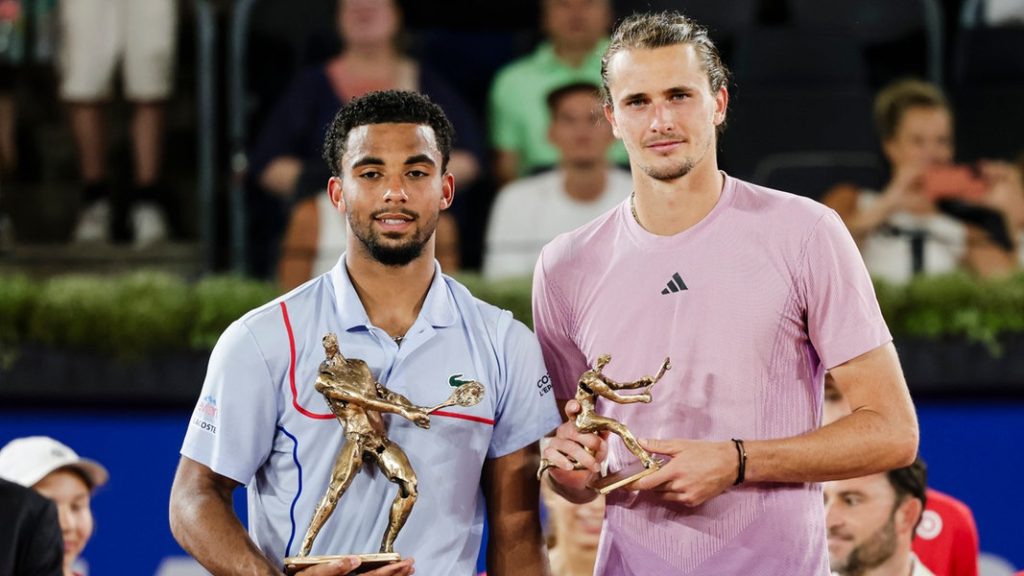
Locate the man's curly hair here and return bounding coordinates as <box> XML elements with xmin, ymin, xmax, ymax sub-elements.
<box><xmin>322</xmin><ymin>90</ymin><xmax>455</xmax><ymax>176</ymax></box>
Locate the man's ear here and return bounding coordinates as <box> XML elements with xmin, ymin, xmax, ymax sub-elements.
<box><xmin>604</xmin><ymin>104</ymin><xmax>621</xmax><ymax>139</ymax></box>
<box><xmin>713</xmin><ymin>86</ymin><xmax>729</xmax><ymax>127</ymax></box>
<box><xmin>328</xmin><ymin>176</ymin><xmax>345</xmax><ymax>212</ymax></box>
<box><xmin>440</xmin><ymin>172</ymin><xmax>455</xmax><ymax>210</ymax></box>
<box><xmin>895</xmin><ymin>496</ymin><xmax>924</xmax><ymax>538</ymax></box>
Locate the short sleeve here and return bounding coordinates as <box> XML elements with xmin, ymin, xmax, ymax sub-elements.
<box><xmin>801</xmin><ymin>210</ymin><xmax>893</xmax><ymax>369</ymax></box>
<box><xmin>532</xmin><ymin>248</ymin><xmax>590</xmax><ymax>403</ymax></box>
<box><xmin>487</xmin><ymin>315</ymin><xmax>561</xmax><ymax>458</ymax></box>
<box><xmin>181</xmin><ymin>321</ymin><xmax>279</xmax><ymax>485</ymax></box>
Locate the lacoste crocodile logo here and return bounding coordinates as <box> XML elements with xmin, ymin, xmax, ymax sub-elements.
<box><xmin>449</xmin><ymin>374</ymin><xmax>474</xmax><ymax>387</ymax></box>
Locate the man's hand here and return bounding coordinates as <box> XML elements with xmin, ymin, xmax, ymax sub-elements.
<box><xmin>298</xmin><ymin>557</ymin><xmax>415</xmax><ymax>575</ymax></box>
<box><xmin>625</xmin><ymin>439</ymin><xmax>737</xmax><ymax>507</ymax></box>
<box><xmin>403</xmin><ymin>407</ymin><xmax>430</xmax><ymax>429</ymax></box>
<box><xmin>540</xmin><ymin>400</ymin><xmax>607</xmax><ymax>500</ymax></box>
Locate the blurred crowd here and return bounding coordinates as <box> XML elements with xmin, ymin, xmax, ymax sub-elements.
<box><xmin>0</xmin><ymin>0</ymin><xmax>1022</xmax><ymax>287</ymax></box>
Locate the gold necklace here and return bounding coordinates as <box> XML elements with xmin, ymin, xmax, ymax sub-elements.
<box><xmin>630</xmin><ymin>191</ymin><xmax>641</xmax><ymax>224</ymax></box>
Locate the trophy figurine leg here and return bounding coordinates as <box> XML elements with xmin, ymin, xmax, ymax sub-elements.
<box><xmin>300</xmin><ymin>438</ymin><xmax>363</xmax><ymax>556</ymax></box>
<box><xmin>376</xmin><ymin>444</ymin><xmax>418</xmax><ymax>554</ymax></box>
<box><xmin>579</xmin><ymin>414</ymin><xmax>659</xmax><ymax>469</ymax></box>
<box><xmin>605</xmin><ymin>420</ymin><xmax>659</xmax><ymax>469</ymax></box>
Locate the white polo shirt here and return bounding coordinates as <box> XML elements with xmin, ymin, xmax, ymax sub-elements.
<box><xmin>181</xmin><ymin>258</ymin><xmax>560</xmax><ymax>573</ymax></box>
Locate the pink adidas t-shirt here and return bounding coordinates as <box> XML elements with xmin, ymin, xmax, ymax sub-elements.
<box><xmin>533</xmin><ymin>174</ymin><xmax>891</xmax><ymax>575</ymax></box>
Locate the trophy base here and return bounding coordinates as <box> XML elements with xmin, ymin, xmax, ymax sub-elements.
<box><xmin>283</xmin><ymin>553</ymin><xmax>402</xmax><ymax>575</ymax></box>
<box><xmin>589</xmin><ymin>457</ymin><xmax>665</xmax><ymax>494</ymax></box>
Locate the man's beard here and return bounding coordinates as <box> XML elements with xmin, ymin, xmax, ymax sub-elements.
<box><xmin>830</xmin><ymin>515</ymin><xmax>898</xmax><ymax>576</ymax></box>
<box><xmin>349</xmin><ymin>209</ymin><xmax>436</xmax><ymax>267</ymax></box>
<box><xmin>640</xmin><ymin>158</ymin><xmax>696</xmax><ymax>181</ymax></box>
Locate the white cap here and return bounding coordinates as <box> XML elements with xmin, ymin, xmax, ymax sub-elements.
<box><xmin>0</xmin><ymin>436</ymin><xmax>109</xmax><ymax>490</ymax></box>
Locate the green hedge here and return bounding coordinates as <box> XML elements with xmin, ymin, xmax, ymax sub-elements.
<box><xmin>1</xmin><ymin>271</ymin><xmax>1022</xmax><ymax>358</ymax></box>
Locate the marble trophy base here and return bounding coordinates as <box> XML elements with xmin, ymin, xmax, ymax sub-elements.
<box><xmin>283</xmin><ymin>553</ymin><xmax>401</xmax><ymax>575</ymax></box>
<box><xmin>589</xmin><ymin>457</ymin><xmax>666</xmax><ymax>494</ymax></box>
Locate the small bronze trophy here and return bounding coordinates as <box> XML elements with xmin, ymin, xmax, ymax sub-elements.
<box><xmin>539</xmin><ymin>354</ymin><xmax>671</xmax><ymax>494</ymax></box>
<box><xmin>283</xmin><ymin>333</ymin><xmax>485</xmax><ymax>575</ymax></box>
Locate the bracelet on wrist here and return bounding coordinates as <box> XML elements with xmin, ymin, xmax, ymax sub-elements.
<box><xmin>731</xmin><ymin>438</ymin><xmax>747</xmax><ymax>486</ymax></box>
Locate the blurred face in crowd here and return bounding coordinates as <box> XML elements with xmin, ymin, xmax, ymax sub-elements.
<box><xmin>34</xmin><ymin>469</ymin><xmax>95</xmax><ymax>574</ymax></box>
<box><xmin>338</xmin><ymin>0</ymin><xmax>400</xmax><ymax>47</ymax></box>
<box><xmin>549</xmin><ymin>89</ymin><xmax>615</xmax><ymax>168</ymax></box>
<box><xmin>883</xmin><ymin>105</ymin><xmax>954</xmax><ymax>172</ymax></box>
<box><xmin>824</xmin><ymin>473</ymin><xmax>921</xmax><ymax>576</ymax></box>
<box><xmin>542</xmin><ymin>482</ymin><xmax>605</xmax><ymax>571</ymax></box>
<box><xmin>330</xmin><ymin>123</ymin><xmax>453</xmax><ymax>267</ymax></box>
<box><xmin>604</xmin><ymin>43</ymin><xmax>727</xmax><ymax>182</ymax></box>
<box><xmin>543</xmin><ymin>0</ymin><xmax>612</xmax><ymax>53</ymax></box>
<box><xmin>823</xmin><ymin>373</ymin><xmax>851</xmax><ymax>426</ymax></box>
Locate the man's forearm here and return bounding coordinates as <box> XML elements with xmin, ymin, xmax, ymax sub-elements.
<box><xmin>745</xmin><ymin>407</ymin><xmax>918</xmax><ymax>484</ymax></box>
<box><xmin>487</xmin><ymin>509</ymin><xmax>550</xmax><ymax>576</ymax></box>
<box><xmin>170</xmin><ymin>463</ymin><xmax>280</xmax><ymax>575</ymax></box>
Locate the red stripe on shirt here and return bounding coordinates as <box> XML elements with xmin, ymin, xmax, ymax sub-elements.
<box><xmin>281</xmin><ymin>303</ymin><xmax>494</xmax><ymax>426</ymax></box>
<box><xmin>281</xmin><ymin>302</ymin><xmax>334</xmax><ymax>420</ymax></box>
<box><xmin>433</xmin><ymin>411</ymin><xmax>495</xmax><ymax>425</ymax></box>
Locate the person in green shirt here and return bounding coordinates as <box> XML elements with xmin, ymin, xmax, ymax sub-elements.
<box><xmin>488</xmin><ymin>0</ymin><xmax>627</xmax><ymax>184</ymax></box>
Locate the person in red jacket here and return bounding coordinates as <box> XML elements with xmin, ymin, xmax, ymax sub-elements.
<box><xmin>824</xmin><ymin>375</ymin><xmax>980</xmax><ymax>576</ymax></box>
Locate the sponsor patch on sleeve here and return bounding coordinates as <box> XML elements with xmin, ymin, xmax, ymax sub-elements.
<box><xmin>191</xmin><ymin>394</ymin><xmax>219</xmax><ymax>435</ymax></box>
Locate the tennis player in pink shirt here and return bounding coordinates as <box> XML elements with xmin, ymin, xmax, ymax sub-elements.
<box><xmin>534</xmin><ymin>11</ymin><xmax>919</xmax><ymax>575</ymax></box>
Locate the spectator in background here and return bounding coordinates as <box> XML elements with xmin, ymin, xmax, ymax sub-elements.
<box><xmin>253</xmin><ymin>0</ymin><xmax>483</xmax><ymax>280</ymax></box>
<box><xmin>488</xmin><ymin>0</ymin><xmax>626</xmax><ymax>185</ymax></box>
<box><xmin>825</xmin><ymin>457</ymin><xmax>934</xmax><ymax>576</ymax></box>
<box><xmin>822</xmin><ymin>79</ymin><xmax>1023</xmax><ymax>284</ymax></box>
<box><xmin>61</xmin><ymin>0</ymin><xmax>178</xmax><ymax>247</ymax></box>
<box><xmin>824</xmin><ymin>376</ymin><xmax>980</xmax><ymax>576</ymax></box>
<box><xmin>483</xmin><ymin>82</ymin><xmax>630</xmax><ymax>280</ymax></box>
<box><xmin>0</xmin><ymin>478</ymin><xmax>64</xmax><ymax>576</ymax></box>
<box><xmin>541</xmin><ymin>463</ymin><xmax>604</xmax><ymax>576</ymax></box>
<box><xmin>0</xmin><ymin>0</ymin><xmax>22</xmax><ymax>177</ymax></box>
<box><xmin>0</xmin><ymin>436</ymin><xmax>109</xmax><ymax>576</ymax></box>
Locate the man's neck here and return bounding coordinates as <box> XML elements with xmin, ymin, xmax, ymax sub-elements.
<box><xmin>552</xmin><ymin>41</ymin><xmax>596</xmax><ymax>68</ymax></box>
<box><xmin>562</xmin><ymin>161</ymin><xmax>608</xmax><ymax>202</ymax></box>
<box><xmin>344</xmin><ymin>245</ymin><xmax>435</xmax><ymax>339</ymax></box>
<box><xmin>630</xmin><ymin>158</ymin><xmax>724</xmax><ymax>236</ymax></box>
<box><xmin>342</xmin><ymin>45</ymin><xmax>403</xmax><ymax>71</ymax></box>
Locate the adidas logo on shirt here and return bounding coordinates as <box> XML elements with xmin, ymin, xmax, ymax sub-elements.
<box><xmin>661</xmin><ymin>272</ymin><xmax>688</xmax><ymax>295</ymax></box>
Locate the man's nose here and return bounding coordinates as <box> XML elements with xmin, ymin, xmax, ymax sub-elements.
<box><xmin>650</xmin><ymin>102</ymin><xmax>675</xmax><ymax>132</ymax></box>
<box><xmin>383</xmin><ymin>176</ymin><xmax>409</xmax><ymax>202</ymax></box>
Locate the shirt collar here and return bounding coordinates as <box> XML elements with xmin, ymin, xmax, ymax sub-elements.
<box><xmin>330</xmin><ymin>254</ymin><xmax>459</xmax><ymax>334</ymax></box>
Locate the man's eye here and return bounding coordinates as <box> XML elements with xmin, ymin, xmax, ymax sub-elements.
<box><xmin>407</xmin><ymin>170</ymin><xmax>428</xmax><ymax>178</ymax></box>
<box><xmin>670</xmin><ymin>93</ymin><xmax>688</xmax><ymax>101</ymax></box>
<box><xmin>360</xmin><ymin>171</ymin><xmax>382</xmax><ymax>179</ymax></box>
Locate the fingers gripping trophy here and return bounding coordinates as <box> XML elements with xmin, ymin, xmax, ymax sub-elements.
<box><xmin>539</xmin><ymin>354</ymin><xmax>672</xmax><ymax>493</ymax></box>
<box><xmin>283</xmin><ymin>333</ymin><xmax>485</xmax><ymax>574</ymax></box>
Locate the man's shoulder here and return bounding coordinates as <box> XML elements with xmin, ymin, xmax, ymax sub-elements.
<box><xmin>490</xmin><ymin>45</ymin><xmax>550</xmax><ymax>93</ymax></box>
<box><xmin>727</xmin><ymin>175</ymin><xmax>836</xmax><ymax>232</ymax></box>
<box><xmin>537</xmin><ymin>205</ymin><xmax>621</xmax><ymax>276</ymax></box>
<box><xmin>495</xmin><ymin>170</ymin><xmax>561</xmax><ymax>202</ymax></box>
<box><xmin>235</xmin><ymin>274</ymin><xmax>332</xmax><ymax>337</ymax></box>
<box><xmin>925</xmin><ymin>488</ymin><xmax>977</xmax><ymax>526</ymax></box>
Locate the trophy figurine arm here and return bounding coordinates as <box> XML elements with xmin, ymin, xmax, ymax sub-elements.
<box><xmin>599</xmin><ymin>388</ymin><xmax>652</xmax><ymax>405</ymax></box>
<box><xmin>317</xmin><ymin>377</ymin><xmax>424</xmax><ymax>422</ymax></box>
<box><xmin>601</xmin><ymin>357</ymin><xmax>672</xmax><ymax>391</ymax></box>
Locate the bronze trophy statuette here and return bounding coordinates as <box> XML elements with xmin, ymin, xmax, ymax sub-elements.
<box><xmin>283</xmin><ymin>333</ymin><xmax>485</xmax><ymax>575</ymax></box>
<box><xmin>539</xmin><ymin>354</ymin><xmax>671</xmax><ymax>494</ymax></box>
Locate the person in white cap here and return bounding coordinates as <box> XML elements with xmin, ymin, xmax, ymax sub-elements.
<box><xmin>0</xmin><ymin>436</ymin><xmax>109</xmax><ymax>576</ymax></box>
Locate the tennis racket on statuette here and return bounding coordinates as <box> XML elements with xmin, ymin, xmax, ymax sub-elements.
<box><xmin>427</xmin><ymin>380</ymin><xmax>485</xmax><ymax>414</ymax></box>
